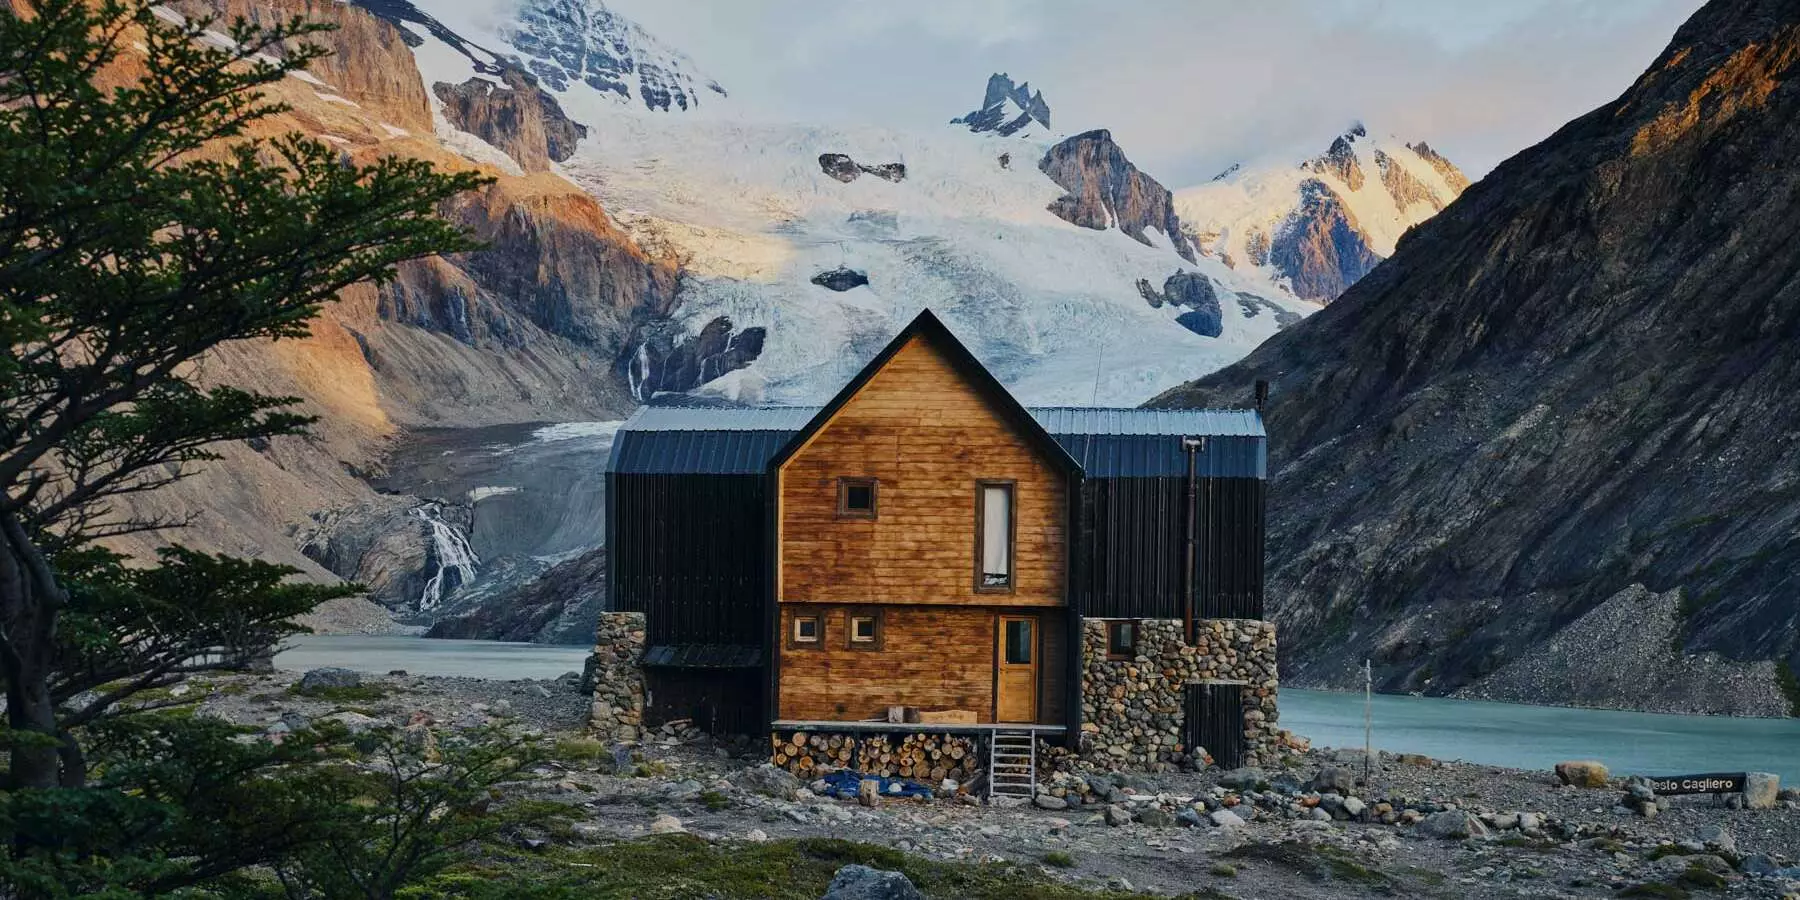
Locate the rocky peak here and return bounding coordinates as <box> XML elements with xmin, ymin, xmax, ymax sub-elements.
<box><xmin>1406</xmin><ymin>141</ymin><xmax>1472</xmax><ymax>192</ymax></box>
<box><xmin>952</xmin><ymin>72</ymin><xmax>1051</xmax><ymax>137</ymax></box>
<box><xmin>1039</xmin><ymin>130</ymin><xmax>1197</xmax><ymax>262</ymax></box>
<box><xmin>509</xmin><ymin>0</ymin><xmax>725</xmax><ymax>112</ymax></box>
<box><xmin>1301</xmin><ymin>127</ymin><xmax>1367</xmax><ymax>191</ymax></box>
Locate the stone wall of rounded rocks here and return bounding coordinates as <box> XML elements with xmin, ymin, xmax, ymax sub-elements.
<box><xmin>1079</xmin><ymin>618</ymin><xmax>1280</xmax><ymax>771</ymax></box>
<box><xmin>586</xmin><ymin>611</ymin><xmax>646</xmax><ymax>741</ymax></box>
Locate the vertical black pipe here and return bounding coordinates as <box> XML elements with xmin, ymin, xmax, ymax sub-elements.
<box><xmin>1182</xmin><ymin>436</ymin><xmax>1203</xmax><ymax>643</ymax></box>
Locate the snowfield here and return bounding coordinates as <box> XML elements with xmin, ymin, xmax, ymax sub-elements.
<box><xmin>401</xmin><ymin>0</ymin><xmax>1317</xmax><ymax>406</ymax></box>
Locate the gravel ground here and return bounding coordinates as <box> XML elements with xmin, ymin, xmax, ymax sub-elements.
<box><xmin>186</xmin><ymin>670</ymin><xmax>1800</xmax><ymax>900</ymax></box>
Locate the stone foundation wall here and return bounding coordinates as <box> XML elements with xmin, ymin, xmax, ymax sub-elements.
<box><xmin>586</xmin><ymin>611</ymin><xmax>646</xmax><ymax>741</ymax></box>
<box><xmin>1079</xmin><ymin>618</ymin><xmax>1279</xmax><ymax>770</ymax></box>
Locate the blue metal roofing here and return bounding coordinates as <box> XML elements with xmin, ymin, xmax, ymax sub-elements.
<box><xmin>608</xmin><ymin>406</ymin><xmax>1266</xmax><ymax>478</ymax></box>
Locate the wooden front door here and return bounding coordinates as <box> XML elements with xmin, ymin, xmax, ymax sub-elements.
<box><xmin>995</xmin><ymin>615</ymin><xmax>1038</xmax><ymax>722</ymax></box>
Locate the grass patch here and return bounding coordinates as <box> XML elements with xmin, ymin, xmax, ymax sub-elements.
<box><xmin>1618</xmin><ymin>883</ymin><xmax>1689</xmax><ymax>899</ymax></box>
<box><xmin>1208</xmin><ymin>862</ymin><xmax>1237</xmax><ymax>878</ymax></box>
<box><xmin>407</xmin><ymin>834</ymin><xmax>1148</xmax><ymax>899</ymax></box>
<box><xmin>550</xmin><ymin>738</ymin><xmax>612</xmax><ymax>764</ymax></box>
<box><xmin>1042</xmin><ymin>851</ymin><xmax>1075</xmax><ymax>868</ymax></box>
<box><xmin>288</xmin><ymin>683</ymin><xmax>389</xmax><ymax>703</ymax></box>
<box><xmin>1674</xmin><ymin>865</ymin><xmax>1728</xmax><ymax>892</ymax></box>
<box><xmin>699</xmin><ymin>790</ymin><xmax>731</xmax><ymax>812</ymax></box>
<box><xmin>1222</xmin><ymin>841</ymin><xmax>1392</xmax><ymax>887</ymax></box>
<box><xmin>1777</xmin><ymin>660</ymin><xmax>1800</xmax><ymax>718</ymax></box>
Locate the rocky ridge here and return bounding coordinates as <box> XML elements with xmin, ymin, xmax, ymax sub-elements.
<box><xmin>1040</xmin><ymin>130</ymin><xmax>1199</xmax><ymax>263</ymax></box>
<box><xmin>1175</xmin><ymin>124</ymin><xmax>1468</xmax><ymax>303</ymax></box>
<box><xmin>1153</xmin><ymin>0</ymin><xmax>1800</xmax><ymax>713</ymax></box>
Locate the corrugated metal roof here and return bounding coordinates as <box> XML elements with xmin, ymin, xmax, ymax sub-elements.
<box><xmin>641</xmin><ymin>644</ymin><xmax>764</xmax><ymax>669</ymax></box>
<box><xmin>1029</xmin><ymin>407</ymin><xmax>1264</xmax><ymax>438</ymax></box>
<box><xmin>609</xmin><ymin>406</ymin><xmax>1266</xmax><ymax>477</ymax></box>
<box><xmin>620</xmin><ymin>405</ymin><xmax>822</xmax><ymax>432</ymax></box>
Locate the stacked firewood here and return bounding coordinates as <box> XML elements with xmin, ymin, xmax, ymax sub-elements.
<box><xmin>769</xmin><ymin>731</ymin><xmax>980</xmax><ymax>783</ymax></box>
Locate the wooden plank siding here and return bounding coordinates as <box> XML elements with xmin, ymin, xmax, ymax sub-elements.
<box><xmin>777</xmin><ymin>604</ymin><xmax>1066</xmax><ymax>724</ymax></box>
<box><xmin>773</xmin><ymin>333</ymin><xmax>1070</xmax><ymax>726</ymax></box>
<box><xmin>777</xmin><ymin>337</ymin><xmax>1067</xmax><ymax>607</ymax></box>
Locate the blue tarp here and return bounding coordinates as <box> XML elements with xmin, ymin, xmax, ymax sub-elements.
<box><xmin>820</xmin><ymin>769</ymin><xmax>936</xmax><ymax>801</ymax></box>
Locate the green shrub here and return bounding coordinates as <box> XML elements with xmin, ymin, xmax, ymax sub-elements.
<box><xmin>1041</xmin><ymin>850</ymin><xmax>1075</xmax><ymax>868</ymax></box>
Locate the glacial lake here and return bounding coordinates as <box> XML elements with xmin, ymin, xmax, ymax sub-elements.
<box><xmin>279</xmin><ymin>635</ymin><xmax>1800</xmax><ymax>782</ymax></box>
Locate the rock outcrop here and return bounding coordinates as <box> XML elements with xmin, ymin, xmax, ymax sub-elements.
<box><xmin>425</xmin><ymin>547</ymin><xmax>607</xmax><ymax>644</ymax></box>
<box><xmin>1039</xmin><ymin>130</ymin><xmax>1197</xmax><ymax>262</ymax></box>
<box><xmin>1266</xmin><ymin>180</ymin><xmax>1383</xmax><ymax>302</ymax></box>
<box><xmin>818</xmin><ymin>154</ymin><xmax>906</xmax><ymax>184</ymax></box>
<box><xmin>812</xmin><ymin>266</ymin><xmax>871</xmax><ymax>292</ymax></box>
<box><xmin>1137</xmin><ymin>271</ymin><xmax>1224</xmax><ymax>337</ymax></box>
<box><xmin>624</xmin><ymin>316</ymin><xmax>766</xmax><ymax>402</ymax></box>
<box><xmin>1151</xmin><ymin>0</ymin><xmax>1800</xmax><ymax>713</ymax></box>
<box><xmin>951</xmin><ymin>72</ymin><xmax>1050</xmax><ymax>137</ymax></box>
<box><xmin>433</xmin><ymin>65</ymin><xmax>587</xmax><ymax>172</ymax></box>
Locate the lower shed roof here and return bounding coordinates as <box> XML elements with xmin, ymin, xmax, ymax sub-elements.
<box><xmin>608</xmin><ymin>405</ymin><xmax>1265</xmax><ymax>478</ymax></box>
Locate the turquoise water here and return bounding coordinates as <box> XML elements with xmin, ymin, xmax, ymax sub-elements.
<box><xmin>277</xmin><ymin>636</ymin><xmax>1800</xmax><ymax>781</ymax></box>
<box><xmin>1282</xmin><ymin>688</ymin><xmax>1800</xmax><ymax>783</ymax></box>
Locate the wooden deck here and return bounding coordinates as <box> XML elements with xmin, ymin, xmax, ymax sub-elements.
<box><xmin>771</xmin><ymin>719</ymin><xmax>1066</xmax><ymax>735</ymax></box>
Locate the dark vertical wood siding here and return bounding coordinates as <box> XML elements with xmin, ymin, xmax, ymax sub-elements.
<box><xmin>1184</xmin><ymin>682</ymin><xmax>1245</xmax><ymax>769</ymax></box>
<box><xmin>610</xmin><ymin>473</ymin><xmax>767</xmax><ymax>646</ymax></box>
<box><xmin>1073</xmin><ymin>477</ymin><xmax>1263</xmax><ymax>620</ymax></box>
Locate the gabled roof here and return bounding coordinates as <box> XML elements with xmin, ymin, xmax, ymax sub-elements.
<box><xmin>765</xmin><ymin>309</ymin><xmax>1082</xmax><ymax>476</ymax></box>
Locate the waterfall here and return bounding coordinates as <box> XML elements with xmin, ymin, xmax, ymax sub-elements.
<box><xmin>412</xmin><ymin>502</ymin><xmax>479</xmax><ymax>611</ymax></box>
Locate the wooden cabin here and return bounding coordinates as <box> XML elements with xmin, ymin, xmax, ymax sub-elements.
<box><xmin>606</xmin><ymin>310</ymin><xmax>1271</xmax><ymax>770</ymax></box>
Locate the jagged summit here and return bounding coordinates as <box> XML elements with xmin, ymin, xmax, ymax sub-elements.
<box><xmin>358</xmin><ymin>0</ymin><xmax>726</xmax><ymax>120</ymax></box>
<box><xmin>951</xmin><ymin>73</ymin><xmax>1051</xmax><ymax>137</ymax></box>
<box><xmin>1174</xmin><ymin>123</ymin><xmax>1469</xmax><ymax>303</ymax></box>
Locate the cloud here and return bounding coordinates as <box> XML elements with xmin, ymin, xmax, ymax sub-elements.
<box><xmin>605</xmin><ymin>0</ymin><xmax>1703</xmax><ymax>185</ymax></box>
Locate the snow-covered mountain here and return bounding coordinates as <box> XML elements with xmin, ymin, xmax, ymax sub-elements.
<box><xmin>357</xmin><ymin>0</ymin><xmax>725</xmax><ymax>122</ymax></box>
<box><xmin>951</xmin><ymin>73</ymin><xmax>1051</xmax><ymax>138</ymax></box>
<box><xmin>1174</xmin><ymin>124</ymin><xmax>1470</xmax><ymax>303</ymax></box>
<box><xmin>379</xmin><ymin>4</ymin><xmax>1316</xmax><ymax>406</ymax></box>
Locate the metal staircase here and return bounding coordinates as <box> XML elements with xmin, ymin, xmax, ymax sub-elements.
<box><xmin>986</xmin><ymin>731</ymin><xmax>1037</xmax><ymax>800</ymax></box>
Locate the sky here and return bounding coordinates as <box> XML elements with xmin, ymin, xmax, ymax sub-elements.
<box><xmin>605</xmin><ymin>0</ymin><xmax>1704</xmax><ymax>186</ymax></box>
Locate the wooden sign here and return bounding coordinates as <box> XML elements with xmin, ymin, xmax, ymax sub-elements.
<box><xmin>1646</xmin><ymin>773</ymin><xmax>1746</xmax><ymax>795</ymax></box>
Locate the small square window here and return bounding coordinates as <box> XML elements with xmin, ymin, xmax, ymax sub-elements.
<box><xmin>1106</xmin><ymin>621</ymin><xmax>1137</xmax><ymax>659</ymax></box>
<box><xmin>847</xmin><ymin>613</ymin><xmax>881</xmax><ymax>649</ymax></box>
<box><xmin>837</xmin><ymin>477</ymin><xmax>877</xmax><ymax>519</ymax></box>
<box><xmin>792</xmin><ymin>616</ymin><xmax>820</xmax><ymax>645</ymax></box>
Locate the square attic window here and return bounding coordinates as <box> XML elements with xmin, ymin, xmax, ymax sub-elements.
<box><xmin>837</xmin><ymin>477</ymin><xmax>877</xmax><ymax>519</ymax></box>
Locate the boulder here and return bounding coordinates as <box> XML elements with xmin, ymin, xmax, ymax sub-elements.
<box><xmin>819</xmin><ymin>154</ymin><xmax>861</xmax><ymax>183</ymax></box>
<box><xmin>1135</xmin><ymin>808</ymin><xmax>1175</xmax><ymax>827</ymax></box>
<box><xmin>1554</xmin><ymin>760</ymin><xmax>1609</xmax><ymax>788</ymax></box>
<box><xmin>298</xmin><ymin>667</ymin><xmax>362</xmax><ymax>691</ymax></box>
<box><xmin>1104</xmin><ymin>805</ymin><xmax>1132</xmax><ymax>827</ymax></box>
<box><xmin>1341</xmin><ymin>797</ymin><xmax>1367</xmax><ymax>818</ymax></box>
<box><xmin>1208</xmin><ymin>809</ymin><xmax>1246</xmax><ymax>828</ymax></box>
<box><xmin>1743</xmin><ymin>772</ymin><xmax>1780</xmax><ymax>810</ymax></box>
<box><xmin>1033</xmin><ymin>794</ymin><xmax>1068</xmax><ymax>811</ymax></box>
<box><xmin>648</xmin><ymin>814</ymin><xmax>684</xmax><ymax>835</ymax></box>
<box><xmin>736</xmin><ymin>764</ymin><xmax>803</xmax><ymax>799</ymax></box>
<box><xmin>1416</xmin><ymin>809</ymin><xmax>1487</xmax><ymax>840</ymax></box>
<box><xmin>1695</xmin><ymin>825</ymin><xmax>1736</xmax><ymax>854</ymax></box>
<box><xmin>1217</xmin><ymin>768</ymin><xmax>1263</xmax><ymax>791</ymax></box>
<box><xmin>822</xmin><ymin>865</ymin><xmax>924</xmax><ymax>900</ymax></box>
<box><xmin>1308</xmin><ymin>766</ymin><xmax>1355</xmax><ymax>795</ymax></box>
<box><xmin>1176</xmin><ymin>807</ymin><xmax>1206</xmax><ymax>828</ymax></box>
<box><xmin>811</xmin><ymin>266</ymin><xmax>870</xmax><ymax>292</ymax></box>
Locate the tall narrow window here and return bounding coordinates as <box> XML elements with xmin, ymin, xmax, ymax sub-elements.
<box><xmin>976</xmin><ymin>480</ymin><xmax>1014</xmax><ymax>591</ymax></box>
